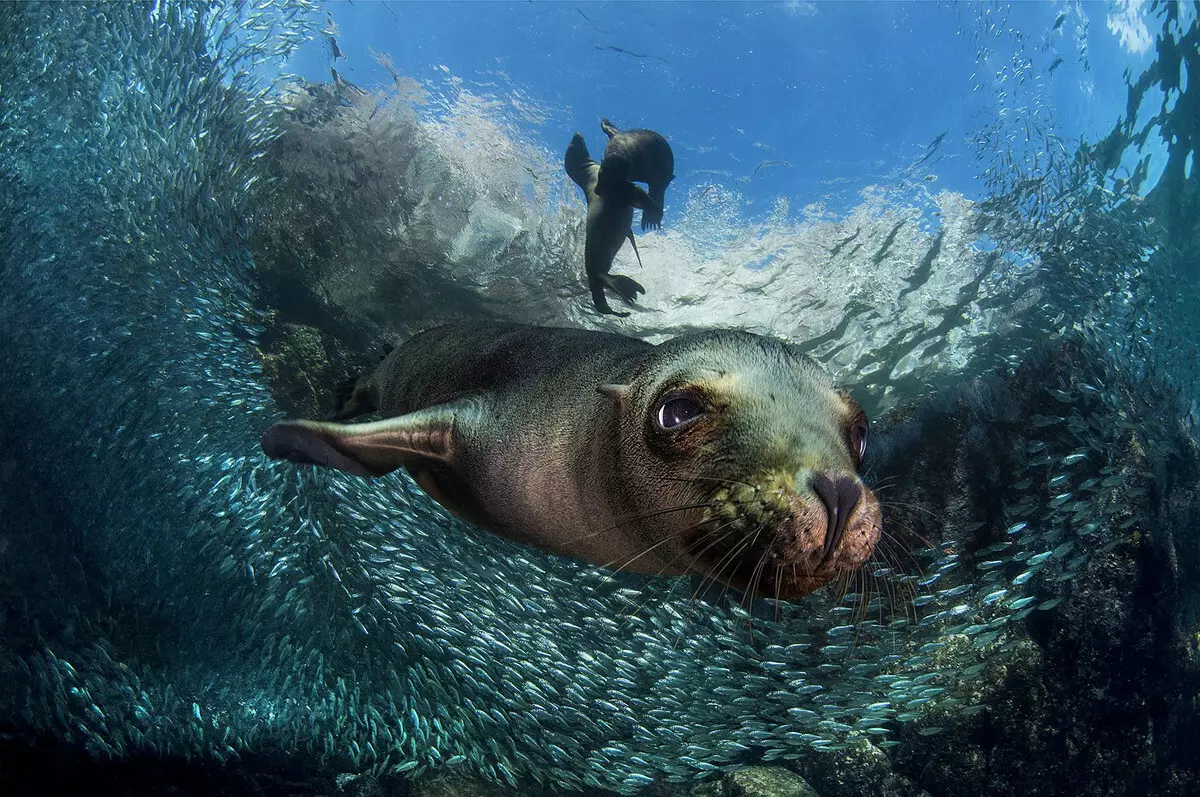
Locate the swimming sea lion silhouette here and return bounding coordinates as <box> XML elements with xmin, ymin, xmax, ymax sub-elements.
<box><xmin>565</xmin><ymin>132</ymin><xmax>658</xmax><ymax>317</ymax></box>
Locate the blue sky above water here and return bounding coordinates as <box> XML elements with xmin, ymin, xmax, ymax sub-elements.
<box><xmin>285</xmin><ymin>1</ymin><xmax>1162</xmax><ymax>217</ymax></box>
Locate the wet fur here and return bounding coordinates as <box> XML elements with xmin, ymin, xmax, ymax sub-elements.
<box><xmin>269</xmin><ymin>322</ymin><xmax>881</xmax><ymax>600</ymax></box>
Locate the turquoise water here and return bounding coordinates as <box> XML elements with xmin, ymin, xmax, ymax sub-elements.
<box><xmin>0</xmin><ymin>2</ymin><xmax>1196</xmax><ymax>795</ymax></box>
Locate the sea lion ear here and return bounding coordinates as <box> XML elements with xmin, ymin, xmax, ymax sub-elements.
<box><xmin>597</xmin><ymin>384</ymin><xmax>630</xmax><ymax>402</ymax></box>
<box><xmin>261</xmin><ymin>401</ymin><xmax>468</xmax><ymax>477</ymax></box>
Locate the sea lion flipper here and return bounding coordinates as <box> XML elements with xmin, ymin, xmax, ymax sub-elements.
<box><xmin>598</xmin><ymin>179</ymin><xmax>657</xmax><ymax>213</ymax></box>
<box><xmin>588</xmin><ymin>275</ymin><xmax>630</xmax><ymax>317</ymax></box>
<box><xmin>565</xmin><ymin>133</ymin><xmax>598</xmax><ymax>191</ymax></box>
<box><xmin>604</xmin><ymin>274</ymin><xmax>645</xmax><ymax>305</ymax></box>
<box><xmin>600</xmin><ymin>117</ymin><xmax>621</xmax><ymax>139</ymax></box>
<box><xmin>262</xmin><ymin>401</ymin><xmax>472</xmax><ymax>477</ymax></box>
<box><xmin>640</xmin><ymin>206</ymin><xmax>663</xmax><ymax>232</ymax></box>
<box><xmin>626</xmin><ymin>183</ymin><xmax>658</xmax><ymax>212</ymax></box>
<box><xmin>626</xmin><ymin>230</ymin><xmax>643</xmax><ymax>268</ymax></box>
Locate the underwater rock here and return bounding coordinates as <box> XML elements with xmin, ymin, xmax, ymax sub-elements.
<box><xmin>864</xmin><ymin>341</ymin><xmax>1200</xmax><ymax>796</ymax></box>
<box><xmin>411</xmin><ymin>774</ymin><xmax>507</xmax><ymax>797</ymax></box>
<box><xmin>258</xmin><ymin>319</ymin><xmax>361</xmax><ymax>419</ymax></box>
<box><xmin>722</xmin><ymin>767</ymin><xmax>821</xmax><ymax>797</ymax></box>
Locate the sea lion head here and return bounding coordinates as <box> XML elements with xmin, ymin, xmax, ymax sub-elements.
<box><xmin>604</xmin><ymin>330</ymin><xmax>881</xmax><ymax>601</ymax></box>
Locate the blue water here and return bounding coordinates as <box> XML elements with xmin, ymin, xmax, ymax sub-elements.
<box><xmin>1</xmin><ymin>1</ymin><xmax>1197</xmax><ymax>795</ymax></box>
<box><xmin>288</xmin><ymin>1</ymin><xmax>1159</xmax><ymax>214</ymax></box>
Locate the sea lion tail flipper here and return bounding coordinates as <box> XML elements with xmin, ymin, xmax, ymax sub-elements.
<box><xmin>604</xmin><ymin>274</ymin><xmax>645</xmax><ymax>306</ymax></box>
<box><xmin>262</xmin><ymin>401</ymin><xmax>473</xmax><ymax>477</ymax></box>
<box><xmin>589</xmin><ymin>275</ymin><xmax>629</xmax><ymax>317</ymax></box>
<box><xmin>326</xmin><ymin>374</ymin><xmax>377</xmax><ymax>422</ymax></box>
<box><xmin>600</xmin><ymin>117</ymin><xmax>621</xmax><ymax>139</ymax></box>
<box><xmin>565</xmin><ymin>133</ymin><xmax>598</xmax><ymax>191</ymax></box>
<box><xmin>626</xmin><ymin>230</ymin><xmax>643</xmax><ymax>268</ymax></box>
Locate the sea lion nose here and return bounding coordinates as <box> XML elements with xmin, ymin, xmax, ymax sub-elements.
<box><xmin>811</xmin><ymin>474</ymin><xmax>863</xmax><ymax>564</ymax></box>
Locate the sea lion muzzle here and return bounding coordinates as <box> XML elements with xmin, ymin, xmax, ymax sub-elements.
<box><xmin>811</xmin><ymin>473</ymin><xmax>863</xmax><ymax>566</ymax></box>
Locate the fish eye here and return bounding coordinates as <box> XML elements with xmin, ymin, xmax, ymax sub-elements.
<box><xmin>655</xmin><ymin>391</ymin><xmax>706</xmax><ymax>430</ymax></box>
<box><xmin>850</xmin><ymin>418</ymin><xmax>869</xmax><ymax>467</ymax></box>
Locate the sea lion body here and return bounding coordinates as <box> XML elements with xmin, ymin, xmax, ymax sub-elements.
<box><xmin>334</xmin><ymin>324</ymin><xmax>654</xmax><ymax>562</ymax></box>
<box><xmin>598</xmin><ymin>118</ymin><xmax>675</xmax><ymax>231</ymax></box>
<box><xmin>263</xmin><ymin>322</ymin><xmax>881</xmax><ymax>600</ymax></box>
<box><xmin>565</xmin><ymin>132</ymin><xmax>655</xmax><ymax>317</ymax></box>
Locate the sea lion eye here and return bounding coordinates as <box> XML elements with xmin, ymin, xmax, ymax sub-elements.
<box><xmin>850</xmin><ymin>418</ymin><xmax>869</xmax><ymax>466</ymax></box>
<box><xmin>656</xmin><ymin>393</ymin><xmax>705</xmax><ymax>430</ymax></box>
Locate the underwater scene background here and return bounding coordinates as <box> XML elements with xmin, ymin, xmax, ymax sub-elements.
<box><xmin>1</xmin><ymin>1</ymin><xmax>1198</xmax><ymax>795</ymax></box>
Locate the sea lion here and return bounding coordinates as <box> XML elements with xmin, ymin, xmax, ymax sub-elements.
<box><xmin>262</xmin><ymin>322</ymin><xmax>881</xmax><ymax>601</ymax></box>
<box><xmin>597</xmin><ymin>118</ymin><xmax>675</xmax><ymax>231</ymax></box>
<box><xmin>565</xmin><ymin>132</ymin><xmax>658</xmax><ymax>317</ymax></box>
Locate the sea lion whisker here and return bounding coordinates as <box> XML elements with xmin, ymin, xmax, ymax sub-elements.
<box><xmin>740</xmin><ymin>547</ymin><xmax>774</xmax><ymax>639</ymax></box>
<box><xmin>864</xmin><ymin>551</ymin><xmax>897</xmax><ymax>623</ymax></box>
<box><xmin>878</xmin><ymin>525</ymin><xmax>935</xmax><ymax>577</ymax></box>
<box><xmin>845</xmin><ymin>566</ymin><xmax>864</xmax><ymax>626</ymax></box>
<box><xmin>877</xmin><ymin>499</ymin><xmax>938</xmax><ymax>521</ymax></box>
<box><xmin>867</xmin><ymin>566</ymin><xmax>890</xmax><ymax>630</ymax></box>
<box><xmin>705</xmin><ymin>525</ymin><xmax>765</xmax><ymax>609</ymax></box>
<box><xmin>662</xmin><ymin>550</ymin><xmax>735</xmax><ymax>651</ymax></box>
<box><xmin>742</xmin><ymin>551</ymin><xmax>767</xmax><ymax>613</ymax></box>
<box><xmin>749</xmin><ymin>546</ymin><xmax>774</xmax><ymax>611</ymax></box>
<box><xmin>620</xmin><ymin>528</ymin><xmax>732</xmax><ymax>647</ymax></box>
<box><xmin>868</xmin><ymin>547</ymin><xmax>919</xmax><ymax>624</ymax></box>
<box><xmin>861</xmin><ymin>464</ymin><xmax>898</xmax><ymax>490</ymax></box>
<box><xmin>680</xmin><ymin>521</ymin><xmax>744</xmax><ymax>572</ymax></box>
<box><xmin>870</xmin><ymin>564</ymin><xmax>906</xmax><ymax>650</ymax></box>
<box><xmin>864</xmin><ymin>473</ymin><xmax>901</xmax><ymax>492</ymax></box>
<box><xmin>885</xmin><ymin>514</ymin><xmax>934</xmax><ymax>553</ymax></box>
<box><xmin>655</xmin><ymin>473</ymin><xmax>756</xmax><ymax>490</ymax></box>
<box><xmin>838</xmin><ymin>568</ymin><xmax>867</xmax><ymax>649</ymax></box>
<box><xmin>610</xmin><ymin>512</ymin><xmax>736</xmax><ymax>587</ymax></box>
<box><xmin>697</xmin><ymin>536</ymin><xmax>753</xmax><ymax>609</ymax></box>
<box><xmin>707</xmin><ymin>543</ymin><xmax>755</xmax><ymax>621</ymax></box>
<box><xmin>855</xmin><ymin>567</ymin><xmax>876</xmax><ymax>638</ymax></box>
<box><xmin>658</xmin><ymin>520</ymin><xmax>746</xmax><ymax>618</ymax></box>
<box><xmin>599</xmin><ymin>533</ymin><xmax>684</xmax><ymax>580</ymax></box>
<box><xmin>569</xmin><ymin>502</ymin><xmax>720</xmax><ymax>544</ymax></box>
<box><xmin>735</xmin><ymin>518</ymin><xmax>771</xmax><ymax>610</ymax></box>
<box><xmin>615</xmin><ymin>519</ymin><xmax>741</xmax><ymax>628</ymax></box>
<box><xmin>870</xmin><ymin>515</ymin><xmax>930</xmax><ymax>567</ymax></box>
<box><xmin>675</xmin><ymin>533</ymin><xmax>748</xmax><ymax>615</ymax></box>
<box><xmin>773</xmin><ymin>564</ymin><xmax>784</xmax><ymax>622</ymax></box>
<box><xmin>874</xmin><ymin>534</ymin><xmax>926</xmax><ymax>591</ymax></box>
<box><xmin>833</xmin><ymin>568</ymin><xmax>851</xmax><ymax>614</ymax></box>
